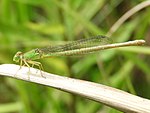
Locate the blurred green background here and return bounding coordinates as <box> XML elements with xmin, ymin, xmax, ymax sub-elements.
<box><xmin>0</xmin><ymin>0</ymin><xmax>150</xmax><ymax>113</ymax></box>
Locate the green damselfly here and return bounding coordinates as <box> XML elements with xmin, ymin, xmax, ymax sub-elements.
<box><xmin>13</xmin><ymin>35</ymin><xmax>145</xmax><ymax>79</ymax></box>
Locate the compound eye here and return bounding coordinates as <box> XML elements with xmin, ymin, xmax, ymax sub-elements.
<box><xmin>16</xmin><ymin>51</ymin><xmax>23</xmax><ymax>55</ymax></box>
<box><xmin>13</xmin><ymin>51</ymin><xmax>23</xmax><ymax>62</ymax></box>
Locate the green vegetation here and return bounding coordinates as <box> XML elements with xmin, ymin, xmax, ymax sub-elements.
<box><xmin>0</xmin><ymin>0</ymin><xmax>150</xmax><ymax>113</ymax></box>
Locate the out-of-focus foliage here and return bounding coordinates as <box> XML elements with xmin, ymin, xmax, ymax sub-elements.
<box><xmin>0</xmin><ymin>0</ymin><xmax>150</xmax><ymax>113</ymax></box>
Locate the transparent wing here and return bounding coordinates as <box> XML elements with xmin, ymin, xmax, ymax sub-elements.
<box><xmin>39</xmin><ymin>35</ymin><xmax>112</xmax><ymax>54</ymax></box>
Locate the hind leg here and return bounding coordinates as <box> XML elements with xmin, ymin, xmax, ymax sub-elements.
<box><xmin>28</xmin><ymin>61</ymin><xmax>45</xmax><ymax>78</ymax></box>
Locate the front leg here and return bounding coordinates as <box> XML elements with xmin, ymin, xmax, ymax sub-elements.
<box><xmin>14</xmin><ymin>59</ymin><xmax>23</xmax><ymax>77</ymax></box>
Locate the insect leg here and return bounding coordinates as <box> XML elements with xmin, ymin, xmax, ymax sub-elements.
<box><xmin>23</xmin><ymin>60</ymin><xmax>31</xmax><ymax>80</ymax></box>
<box><xmin>14</xmin><ymin>59</ymin><xmax>23</xmax><ymax>77</ymax></box>
<box><xmin>28</xmin><ymin>61</ymin><xmax>45</xmax><ymax>78</ymax></box>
